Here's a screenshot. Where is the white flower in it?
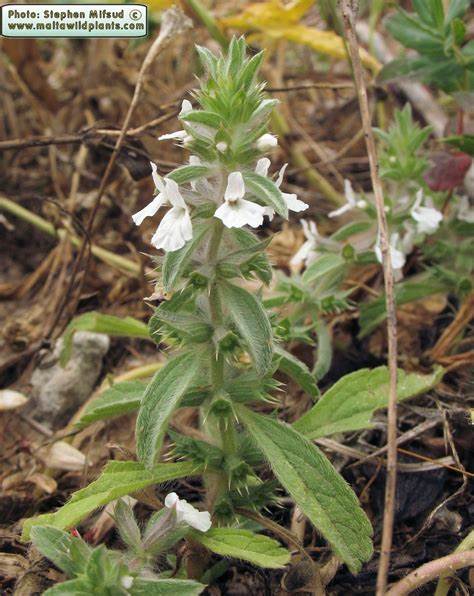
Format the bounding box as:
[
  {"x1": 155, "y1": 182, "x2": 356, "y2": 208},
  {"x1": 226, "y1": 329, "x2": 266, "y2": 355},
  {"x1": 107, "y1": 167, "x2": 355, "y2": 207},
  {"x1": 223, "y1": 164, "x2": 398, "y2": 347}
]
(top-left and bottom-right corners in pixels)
[
  {"x1": 255, "y1": 160, "x2": 308, "y2": 219},
  {"x1": 410, "y1": 190, "x2": 443, "y2": 234},
  {"x1": 164, "y1": 492, "x2": 212, "y2": 532},
  {"x1": 457, "y1": 196, "x2": 474, "y2": 223},
  {"x1": 375, "y1": 232, "x2": 406, "y2": 274},
  {"x1": 275, "y1": 163, "x2": 308, "y2": 213},
  {"x1": 151, "y1": 179, "x2": 193, "y2": 252},
  {"x1": 158, "y1": 130, "x2": 191, "y2": 143},
  {"x1": 255, "y1": 157, "x2": 271, "y2": 177},
  {"x1": 132, "y1": 163, "x2": 168, "y2": 226},
  {"x1": 214, "y1": 171, "x2": 266, "y2": 228},
  {"x1": 328, "y1": 179, "x2": 366, "y2": 218},
  {"x1": 179, "y1": 99, "x2": 193, "y2": 116},
  {"x1": 256, "y1": 133, "x2": 278, "y2": 151},
  {"x1": 290, "y1": 220, "x2": 320, "y2": 267},
  {"x1": 216, "y1": 141, "x2": 228, "y2": 152},
  {"x1": 121, "y1": 576, "x2": 134, "y2": 591}
]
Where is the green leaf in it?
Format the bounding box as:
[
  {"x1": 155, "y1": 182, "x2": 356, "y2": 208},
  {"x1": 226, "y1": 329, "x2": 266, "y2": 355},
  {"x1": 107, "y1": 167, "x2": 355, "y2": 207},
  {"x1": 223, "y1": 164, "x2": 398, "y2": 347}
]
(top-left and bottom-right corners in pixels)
[
  {"x1": 182, "y1": 110, "x2": 222, "y2": 128},
  {"x1": 302, "y1": 253, "x2": 346, "y2": 284},
  {"x1": 163, "y1": 222, "x2": 209, "y2": 292},
  {"x1": 75, "y1": 381, "x2": 146, "y2": 428},
  {"x1": 22, "y1": 461, "x2": 202, "y2": 540},
  {"x1": 167, "y1": 165, "x2": 210, "y2": 185},
  {"x1": 445, "y1": 0, "x2": 469, "y2": 24},
  {"x1": 293, "y1": 366, "x2": 444, "y2": 439},
  {"x1": 243, "y1": 172, "x2": 288, "y2": 218},
  {"x1": 386, "y1": 10, "x2": 444, "y2": 55},
  {"x1": 150, "y1": 308, "x2": 213, "y2": 343},
  {"x1": 236, "y1": 405, "x2": 373, "y2": 574},
  {"x1": 330, "y1": 221, "x2": 373, "y2": 242},
  {"x1": 192, "y1": 528, "x2": 290, "y2": 569},
  {"x1": 137, "y1": 352, "x2": 201, "y2": 467},
  {"x1": 413, "y1": 0, "x2": 444, "y2": 28},
  {"x1": 218, "y1": 281, "x2": 273, "y2": 374},
  {"x1": 30, "y1": 526, "x2": 90, "y2": 576},
  {"x1": 44, "y1": 579, "x2": 91, "y2": 595},
  {"x1": 61, "y1": 313, "x2": 149, "y2": 365},
  {"x1": 238, "y1": 51, "x2": 264, "y2": 90},
  {"x1": 443, "y1": 134, "x2": 474, "y2": 156},
  {"x1": 132, "y1": 579, "x2": 206, "y2": 595},
  {"x1": 274, "y1": 345, "x2": 319, "y2": 398}
]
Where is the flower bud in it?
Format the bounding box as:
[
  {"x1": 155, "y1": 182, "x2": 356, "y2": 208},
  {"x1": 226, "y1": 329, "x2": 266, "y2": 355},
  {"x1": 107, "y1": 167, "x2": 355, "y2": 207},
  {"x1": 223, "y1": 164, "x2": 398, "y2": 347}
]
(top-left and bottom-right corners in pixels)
[{"x1": 256, "y1": 133, "x2": 278, "y2": 151}]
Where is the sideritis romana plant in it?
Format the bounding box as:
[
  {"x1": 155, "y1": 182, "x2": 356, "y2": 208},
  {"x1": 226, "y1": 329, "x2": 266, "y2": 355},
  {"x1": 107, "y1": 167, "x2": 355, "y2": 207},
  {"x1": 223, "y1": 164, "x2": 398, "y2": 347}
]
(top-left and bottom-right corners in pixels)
[{"x1": 24, "y1": 38, "x2": 374, "y2": 579}]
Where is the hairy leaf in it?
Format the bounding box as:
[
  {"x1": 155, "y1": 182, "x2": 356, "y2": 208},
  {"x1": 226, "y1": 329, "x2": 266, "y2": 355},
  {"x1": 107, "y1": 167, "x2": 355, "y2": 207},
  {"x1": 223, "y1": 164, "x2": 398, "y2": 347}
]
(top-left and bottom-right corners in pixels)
[
  {"x1": 132, "y1": 579, "x2": 206, "y2": 595},
  {"x1": 61, "y1": 313, "x2": 149, "y2": 365},
  {"x1": 275, "y1": 345, "x2": 318, "y2": 398},
  {"x1": 243, "y1": 172, "x2": 288, "y2": 218},
  {"x1": 22, "y1": 461, "x2": 202, "y2": 540},
  {"x1": 237, "y1": 405, "x2": 373, "y2": 574},
  {"x1": 167, "y1": 165, "x2": 210, "y2": 184},
  {"x1": 218, "y1": 281, "x2": 273, "y2": 374},
  {"x1": 192, "y1": 527, "x2": 290, "y2": 569},
  {"x1": 294, "y1": 366, "x2": 444, "y2": 439},
  {"x1": 30, "y1": 526, "x2": 90, "y2": 576},
  {"x1": 76, "y1": 381, "x2": 146, "y2": 428},
  {"x1": 137, "y1": 352, "x2": 201, "y2": 467}
]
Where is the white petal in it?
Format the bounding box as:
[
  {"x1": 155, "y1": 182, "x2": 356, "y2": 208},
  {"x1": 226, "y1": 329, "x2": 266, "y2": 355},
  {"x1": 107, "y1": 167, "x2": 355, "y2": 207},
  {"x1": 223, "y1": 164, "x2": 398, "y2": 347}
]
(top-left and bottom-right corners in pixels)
[
  {"x1": 302, "y1": 219, "x2": 318, "y2": 241},
  {"x1": 344, "y1": 179, "x2": 356, "y2": 206},
  {"x1": 328, "y1": 203, "x2": 351, "y2": 218},
  {"x1": 391, "y1": 246, "x2": 406, "y2": 270},
  {"x1": 164, "y1": 178, "x2": 186, "y2": 209},
  {"x1": 256, "y1": 133, "x2": 278, "y2": 151},
  {"x1": 180, "y1": 99, "x2": 193, "y2": 116},
  {"x1": 411, "y1": 206, "x2": 443, "y2": 234},
  {"x1": 151, "y1": 208, "x2": 192, "y2": 252},
  {"x1": 283, "y1": 192, "x2": 308, "y2": 212},
  {"x1": 215, "y1": 198, "x2": 265, "y2": 228},
  {"x1": 276, "y1": 163, "x2": 288, "y2": 188},
  {"x1": 184, "y1": 508, "x2": 212, "y2": 532},
  {"x1": 189, "y1": 155, "x2": 202, "y2": 166},
  {"x1": 159, "y1": 130, "x2": 188, "y2": 141},
  {"x1": 255, "y1": 157, "x2": 271, "y2": 177},
  {"x1": 216, "y1": 141, "x2": 228, "y2": 152},
  {"x1": 290, "y1": 240, "x2": 314, "y2": 267},
  {"x1": 132, "y1": 194, "x2": 166, "y2": 226},
  {"x1": 224, "y1": 172, "x2": 245, "y2": 201},
  {"x1": 150, "y1": 162, "x2": 164, "y2": 192},
  {"x1": 165, "y1": 492, "x2": 179, "y2": 509}
]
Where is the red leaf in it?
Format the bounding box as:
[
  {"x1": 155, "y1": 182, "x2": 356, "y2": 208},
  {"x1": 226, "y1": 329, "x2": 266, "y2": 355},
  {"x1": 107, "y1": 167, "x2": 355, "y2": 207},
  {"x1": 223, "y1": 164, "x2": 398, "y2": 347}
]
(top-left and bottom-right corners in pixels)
[{"x1": 423, "y1": 152, "x2": 472, "y2": 192}]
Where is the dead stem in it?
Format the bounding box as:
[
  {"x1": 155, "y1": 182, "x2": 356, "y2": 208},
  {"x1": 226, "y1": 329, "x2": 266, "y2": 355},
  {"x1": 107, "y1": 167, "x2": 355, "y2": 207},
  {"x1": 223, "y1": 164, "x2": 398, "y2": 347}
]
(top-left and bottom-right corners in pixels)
[{"x1": 339, "y1": 2, "x2": 398, "y2": 593}]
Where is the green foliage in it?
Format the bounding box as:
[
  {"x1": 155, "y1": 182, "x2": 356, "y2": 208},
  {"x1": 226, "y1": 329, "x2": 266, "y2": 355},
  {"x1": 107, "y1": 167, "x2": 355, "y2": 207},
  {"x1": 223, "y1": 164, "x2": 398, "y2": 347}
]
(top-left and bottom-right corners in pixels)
[
  {"x1": 381, "y1": 0, "x2": 473, "y2": 92},
  {"x1": 218, "y1": 280, "x2": 273, "y2": 374},
  {"x1": 76, "y1": 380, "x2": 146, "y2": 428},
  {"x1": 294, "y1": 366, "x2": 444, "y2": 439},
  {"x1": 136, "y1": 352, "x2": 202, "y2": 467},
  {"x1": 191, "y1": 527, "x2": 290, "y2": 569},
  {"x1": 374, "y1": 104, "x2": 432, "y2": 182},
  {"x1": 22, "y1": 461, "x2": 202, "y2": 539},
  {"x1": 61, "y1": 312, "x2": 150, "y2": 365},
  {"x1": 236, "y1": 405, "x2": 373, "y2": 574}
]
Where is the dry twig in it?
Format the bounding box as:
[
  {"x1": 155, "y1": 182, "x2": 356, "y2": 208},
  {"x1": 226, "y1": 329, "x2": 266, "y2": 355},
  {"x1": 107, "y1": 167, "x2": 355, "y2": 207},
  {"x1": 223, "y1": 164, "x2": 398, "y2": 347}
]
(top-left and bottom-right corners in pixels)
[
  {"x1": 339, "y1": 2, "x2": 398, "y2": 593},
  {"x1": 46, "y1": 7, "x2": 192, "y2": 339},
  {"x1": 386, "y1": 550, "x2": 474, "y2": 596}
]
